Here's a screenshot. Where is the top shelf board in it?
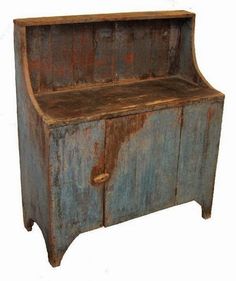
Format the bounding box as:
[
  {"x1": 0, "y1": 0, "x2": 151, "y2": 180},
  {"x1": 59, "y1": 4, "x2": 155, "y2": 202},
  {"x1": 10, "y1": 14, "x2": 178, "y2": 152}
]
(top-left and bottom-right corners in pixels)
[{"x1": 14, "y1": 10, "x2": 194, "y2": 26}]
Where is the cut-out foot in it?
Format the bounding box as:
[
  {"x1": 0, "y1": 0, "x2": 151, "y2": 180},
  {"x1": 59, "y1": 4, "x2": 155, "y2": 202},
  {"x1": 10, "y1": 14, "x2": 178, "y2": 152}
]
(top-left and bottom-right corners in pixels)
[
  {"x1": 46, "y1": 232, "x2": 80, "y2": 267},
  {"x1": 201, "y1": 206, "x2": 212, "y2": 219},
  {"x1": 48, "y1": 251, "x2": 64, "y2": 267},
  {"x1": 24, "y1": 218, "x2": 34, "y2": 231}
]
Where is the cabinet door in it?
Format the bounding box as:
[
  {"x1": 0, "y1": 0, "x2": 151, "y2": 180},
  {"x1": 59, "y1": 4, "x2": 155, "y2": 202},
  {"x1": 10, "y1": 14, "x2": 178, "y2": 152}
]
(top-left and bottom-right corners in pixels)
[
  {"x1": 50, "y1": 120, "x2": 105, "y2": 251},
  {"x1": 176, "y1": 101, "x2": 223, "y2": 206},
  {"x1": 104, "y1": 109, "x2": 182, "y2": 226}
]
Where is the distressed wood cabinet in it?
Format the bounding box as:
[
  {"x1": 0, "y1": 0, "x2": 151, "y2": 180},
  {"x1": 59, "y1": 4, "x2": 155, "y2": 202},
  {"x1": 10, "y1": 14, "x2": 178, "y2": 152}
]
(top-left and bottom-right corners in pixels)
[{"x1": 14, "y1": 11, "x2": 224, "y2": 267}]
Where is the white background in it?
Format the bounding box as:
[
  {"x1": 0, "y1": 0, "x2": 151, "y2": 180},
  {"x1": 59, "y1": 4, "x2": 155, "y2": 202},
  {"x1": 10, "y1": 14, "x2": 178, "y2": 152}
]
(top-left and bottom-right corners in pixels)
[{"x1": 0, "y1": 0, "x2": 235, "y2": 280}]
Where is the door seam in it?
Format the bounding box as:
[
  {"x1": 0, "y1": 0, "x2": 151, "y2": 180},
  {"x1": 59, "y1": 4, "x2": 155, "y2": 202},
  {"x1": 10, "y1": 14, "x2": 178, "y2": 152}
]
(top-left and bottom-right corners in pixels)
[
  {"x1": 102, "y1": 119, "x2": 107, "y2": 226},
  {"x1": 174, "y1": 106, "x2": 184, "y2": 205}
]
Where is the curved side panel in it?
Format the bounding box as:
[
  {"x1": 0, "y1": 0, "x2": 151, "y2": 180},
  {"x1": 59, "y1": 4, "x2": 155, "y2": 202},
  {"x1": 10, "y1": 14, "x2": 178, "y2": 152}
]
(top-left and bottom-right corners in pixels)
[
  {"x1": 178, "y1": 16, "x2": 213, "y2": 88},
  {"x1": 14, "y1": 25, "x2": 56, "y2": 265}
]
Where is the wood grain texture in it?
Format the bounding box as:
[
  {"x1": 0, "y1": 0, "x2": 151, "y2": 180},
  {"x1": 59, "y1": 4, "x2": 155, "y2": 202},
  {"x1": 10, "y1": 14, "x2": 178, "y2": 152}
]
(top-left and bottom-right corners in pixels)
[
  {"x1": 37, "y1": 77, "x2": 224, "y2": 126},
  {"x1": 26, "y1": 26, "x2": 40, "y2": 93},
  {"x1": 168, "y1": 20, "x2": 181, "y2": 75},
  {"x1": 114, "y1": 22, "x2": 134, "y2": 80},
  {"x1": 73, "y1": 23, "x2": 94, "y2": 83},
  {"x1": 14, "y1": 10, "x2": 194, "y2": 26},
  {"x1": 49, "y1": 121, "x2": 105, "y2": 259},
  {"x1": 104, "y1": 109, "x2": 181, "y2": 226},
  {"x1": 94, "y1": 22, "x2": 114, "y2": 82},
  {"x1": 150, "y1": 20, "x2": 170, "y2": 77},
  {"x1": 40, "y1": 26, "x2": 53, "y2": 93},
  {"x1": 133, "y1": 21, "x2": 151, "y2": 79},
  {"x1": 51, "y1": 25, "x2": 74, "y2": 89},
  {"x1": 176, "y1": 101, "x2": 224, "y2": 217}
]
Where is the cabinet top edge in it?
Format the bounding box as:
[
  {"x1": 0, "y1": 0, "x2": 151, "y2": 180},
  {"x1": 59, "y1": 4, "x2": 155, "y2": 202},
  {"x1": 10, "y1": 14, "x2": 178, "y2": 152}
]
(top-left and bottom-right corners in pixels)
[
  {"x1": 45, "y1": 95, "x2": 224, "y2": 129},
  {"x1": 14, "y1": 10, "x2": 194, "y2": 27}
]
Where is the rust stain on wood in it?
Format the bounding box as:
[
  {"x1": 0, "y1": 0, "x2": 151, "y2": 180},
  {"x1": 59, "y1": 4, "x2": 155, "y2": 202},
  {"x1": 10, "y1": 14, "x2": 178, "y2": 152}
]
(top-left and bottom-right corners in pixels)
[
  {"x1": 105, "y1": 113, "x2": 147, "y2": 179},
  {"x1": 124, "y1": 52, "x2": 134, "y2": 64},
  {"x1": 207, "y1": 105, "x2": 216, "y2": 123}
]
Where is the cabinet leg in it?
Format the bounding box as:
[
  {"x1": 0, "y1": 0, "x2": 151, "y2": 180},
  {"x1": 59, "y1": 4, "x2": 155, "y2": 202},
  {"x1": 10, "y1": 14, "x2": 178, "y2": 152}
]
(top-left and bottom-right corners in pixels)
[
  {"x1": 201, "y1": 202, "x2": 212, "y2": 219},
  {"x1": 48, "y1": 250, "x2": 64, "y2": 267},
  {"x1": 46, "y1": 232, "x2": 80, "y2": 267},
  {"x1": 24, "y1": 218, "x2": 34, "y2": 231}
]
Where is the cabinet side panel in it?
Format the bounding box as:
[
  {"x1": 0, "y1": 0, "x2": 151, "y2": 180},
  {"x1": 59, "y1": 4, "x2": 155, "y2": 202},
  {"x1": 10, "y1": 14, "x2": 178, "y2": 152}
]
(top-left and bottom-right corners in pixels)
[
  {"x1": 50, "y1": 120, "x2": 105, "y2": 254},
  {"x1": 105, "y1": 109, "x2": 181, "y2": 226},
  {"x1": 15, "y1": 26, "x2": 50, "y2": 241},
  {"x1": 178, "y1": 18, "x2": 205, "y2": 85},
  {"x1": 176, "y1": 101, "x2": 224, "y2": 205}
]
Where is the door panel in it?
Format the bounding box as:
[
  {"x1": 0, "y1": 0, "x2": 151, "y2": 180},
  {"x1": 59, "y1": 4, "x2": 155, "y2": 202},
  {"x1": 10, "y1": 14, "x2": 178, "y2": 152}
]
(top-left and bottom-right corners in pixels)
[
  {"x1": 50, "y1": 120, "x2": 105, "y2": 252},
  {"x1": 176, "y1": 101, "x2": 223, "y2": 205},
  {"x1": 104, "y1": 109, "x2": 182, "y2": 226}
]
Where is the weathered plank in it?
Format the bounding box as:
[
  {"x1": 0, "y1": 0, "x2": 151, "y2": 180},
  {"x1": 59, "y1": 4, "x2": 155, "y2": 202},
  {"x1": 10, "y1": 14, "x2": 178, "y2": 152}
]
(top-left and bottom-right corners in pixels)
[
  {"x1": 133, "y1": 21, "x2": 151, "y2": 79},
  {"x1": 26, "y1": 26, "x2": 40, "y2": 93},
  {"x1": 150, "y1": 19, "x2": 170, "y2": 77},
  {"x1": 73, "y1": 23, "x2": 94, "y2": 84},
  {"x1": 114, "y1": 21, "x2": 134, "y2": 80},
  {"x1": 94, "y1": 22, "x2": 114, "y2": 82},
  {"x1": 36, "y1": 77, "x2": 224, "y2": 126},
  {"x1": 168, "y1": 20, "x2": 181, "y2": 75},
  {"x1": 15, "y1": 25, "x2": 51, "y2": 258},
  {"x1": 49, "y1": 120, "x2": 105, "y2": 257},
  {"x1": 51, "y1": 24, "x2": 74, "y2": 89},
  {"x1": 176, "y1": 101, "x2": 224, "y2": 217},
  {"x1": 104, "y1": 109, "x2": 181, "y2": 226},
  {"x1": 40, "y1": 25, "x2": 53, "y2": 93}
]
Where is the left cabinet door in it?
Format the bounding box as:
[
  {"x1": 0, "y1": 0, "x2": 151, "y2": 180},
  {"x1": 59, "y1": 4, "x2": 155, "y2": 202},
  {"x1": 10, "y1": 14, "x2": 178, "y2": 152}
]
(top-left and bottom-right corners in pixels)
[{"x1": 50, "y1": 120, "x2": 105, "y2": 250}]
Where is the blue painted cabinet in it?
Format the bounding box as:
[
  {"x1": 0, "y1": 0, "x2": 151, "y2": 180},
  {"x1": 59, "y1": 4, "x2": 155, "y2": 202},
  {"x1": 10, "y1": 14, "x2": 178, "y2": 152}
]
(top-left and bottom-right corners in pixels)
[
  {"x1": 14, "y1": 11, "x2": 224, "y2": 267},
  {"x1": 47, "y1": 100, "x2": 223, "y2": 244}
]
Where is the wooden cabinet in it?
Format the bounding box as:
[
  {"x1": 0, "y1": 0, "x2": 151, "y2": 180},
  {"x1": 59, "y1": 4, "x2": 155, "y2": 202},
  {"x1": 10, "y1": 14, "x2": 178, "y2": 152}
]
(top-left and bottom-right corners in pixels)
[{"x1": 14, "y1": 11, "x2": 224, "y2": 267}]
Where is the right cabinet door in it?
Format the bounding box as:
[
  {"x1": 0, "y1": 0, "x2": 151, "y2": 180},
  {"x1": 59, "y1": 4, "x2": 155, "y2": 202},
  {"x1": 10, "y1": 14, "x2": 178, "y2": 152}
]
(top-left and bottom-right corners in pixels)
[
  {"x1": 176, "y1": 101, "x2": 223, "y2": 207},
  {"x1": 104, "y1": 108, "x2": 182, "y2": 226}
]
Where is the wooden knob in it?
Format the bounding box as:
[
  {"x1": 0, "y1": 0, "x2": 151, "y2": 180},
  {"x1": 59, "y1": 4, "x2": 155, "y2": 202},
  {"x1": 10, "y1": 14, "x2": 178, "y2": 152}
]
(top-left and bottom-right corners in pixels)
[{"x1": 93, "y1": 173, "x2": 110, "y2": 184}]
